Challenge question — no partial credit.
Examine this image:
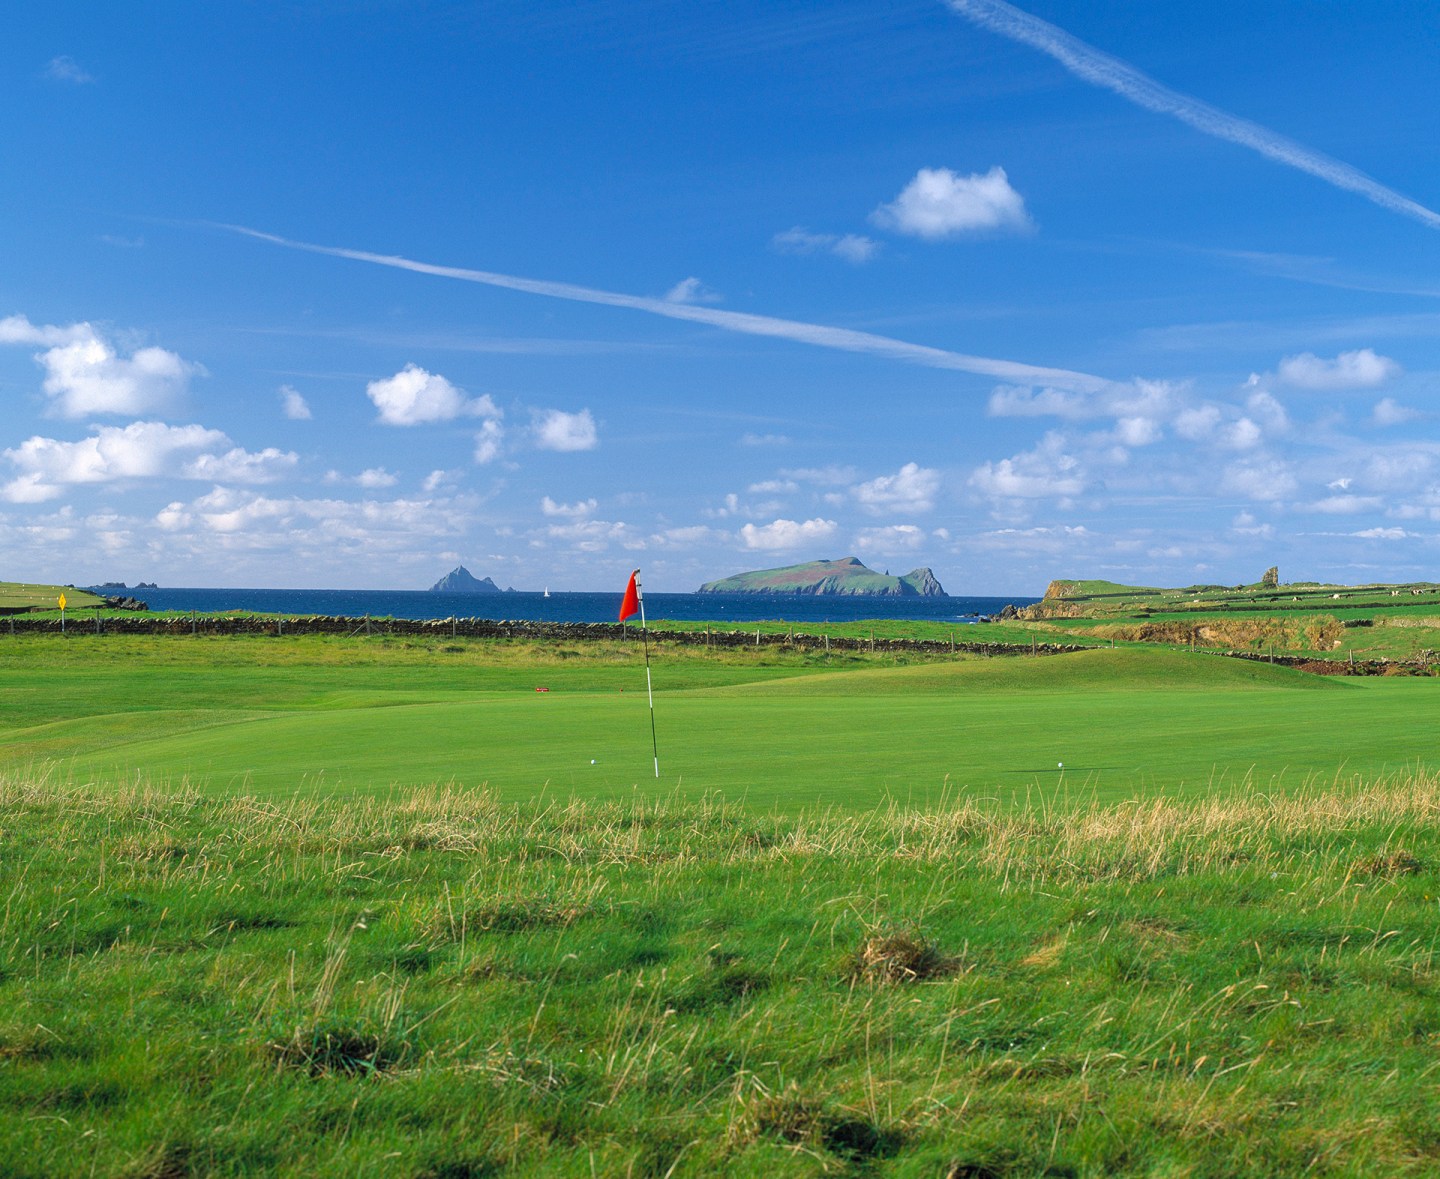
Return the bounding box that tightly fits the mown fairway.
[1,633,1435,808]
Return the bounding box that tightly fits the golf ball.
[1058,762,1064,769]
[590,759,596,764]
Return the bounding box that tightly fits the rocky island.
[428,566,510,593]
[698,556,946,597]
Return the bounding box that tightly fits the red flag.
[619,569,641,622]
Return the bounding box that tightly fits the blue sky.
[3,1,1438,593]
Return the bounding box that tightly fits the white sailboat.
[543,587,550,598]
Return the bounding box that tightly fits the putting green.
[23,649,1433,810]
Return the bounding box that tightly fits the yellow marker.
[57,593,67,612]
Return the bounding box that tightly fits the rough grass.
[3,770,1440,1175]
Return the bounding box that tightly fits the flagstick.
[638,581,659,778]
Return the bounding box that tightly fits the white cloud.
[533,409,597,452]
[740,432,791,447]
[354,468,398,489]
[1245,390,1289,433]
[1219,460,1297,502]
[1174,405,1222,441]
[540,518,641,553]
[366,363,500,425]
[987,378,1182,424]
[770,227,880,263]
[706,492,742,519]
[872,166,1031,239]
[171,486,471,546]
[663,277,721,305]
[45,55,94,84]
[747,479,798,495]
[0,315,89,346]
[1363,451,1435,490]
[1231,510,1275,539]
[1221,417,1262,450]
[3,422,227,501]
[969,434,1085,499]
[854,524,925,555]
[540,496,598,518]
[0,315,201,418]
[1353,527,1413,540]
[1115,416,1161,446]
[422,469,458,493]
[280,385,312,420]
[853,462,941,514]
[1373,397,1420,426]
[181,447,298,484]
[740,517,838,551]
[988,385,1091,419]
[1277,348,1400,390]
[474,419,505,464]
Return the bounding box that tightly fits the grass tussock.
[850,929,958,983]
[3,768,1440,1174]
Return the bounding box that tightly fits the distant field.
[0,580,102,611]
[2,634,1435,810]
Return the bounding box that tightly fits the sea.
[108,587,1038,625]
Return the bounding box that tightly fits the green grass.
[3,773,1439,1176]
[2,634,1437,810]
[0,579,103,611]
[6,630,1440,1174]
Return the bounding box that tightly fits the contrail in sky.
[218,223,1110,393]
[946,0,1440,232]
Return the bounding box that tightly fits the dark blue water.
[108,587,1036,624]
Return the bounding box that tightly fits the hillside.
[1029,573,1440,620]
[0,580,104,613]
[698,556,946,596]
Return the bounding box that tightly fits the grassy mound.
[3,772,1439,1176]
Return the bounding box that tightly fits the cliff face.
[698,557,947,597]
[901,567,945,596]
[428,566,502,593]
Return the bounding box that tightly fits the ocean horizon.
[95,586,1038,625]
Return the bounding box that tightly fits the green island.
[698,556,946,597]
[3,574,1440,1176]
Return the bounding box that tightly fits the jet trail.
[218,223,1110,393]
[946,0,1440,232]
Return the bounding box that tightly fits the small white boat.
[543,587,551,598]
